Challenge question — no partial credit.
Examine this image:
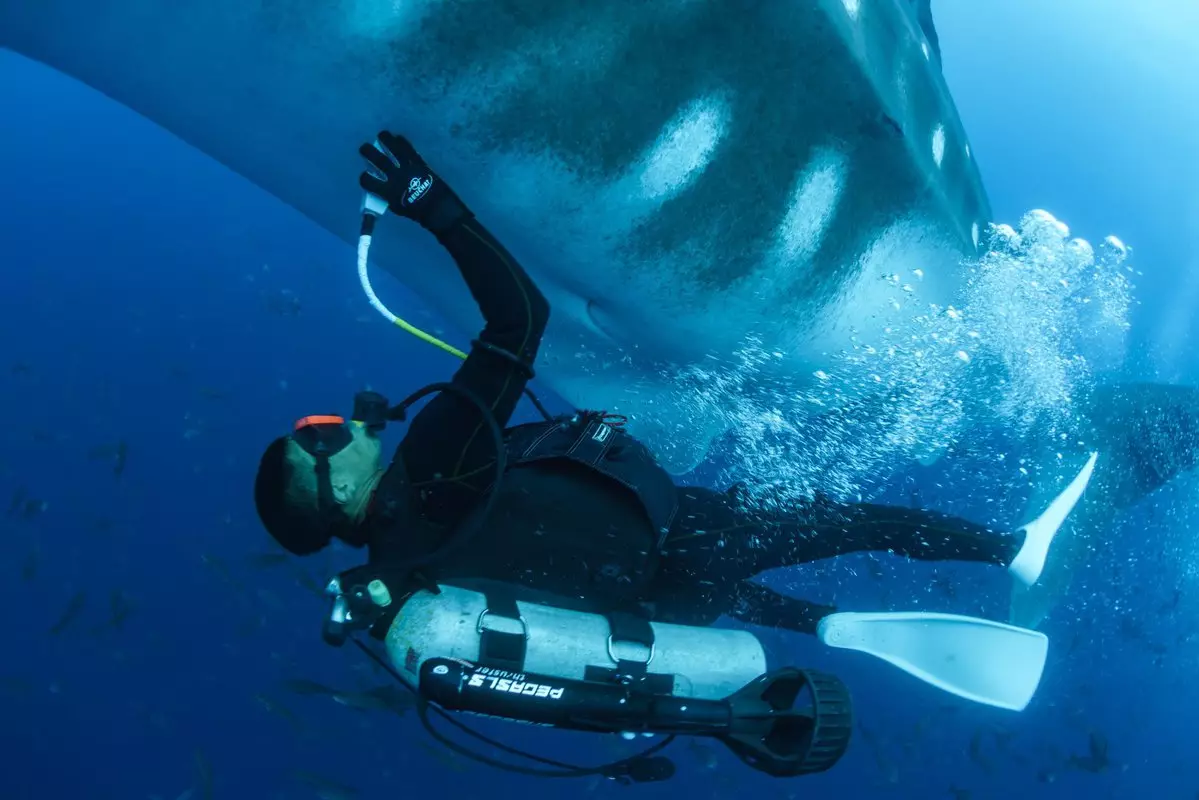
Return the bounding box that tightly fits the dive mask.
[290,391,391,521]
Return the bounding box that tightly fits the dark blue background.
[3,4,1198,796]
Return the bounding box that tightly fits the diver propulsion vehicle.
[325,580,853,780]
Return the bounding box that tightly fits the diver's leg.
[665,485,1021,576]
[655,488,839,633]
[791,498,1022,566]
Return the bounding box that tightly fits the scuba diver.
[253,131,1096,782]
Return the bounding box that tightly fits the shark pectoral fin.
[1008,451,1099,587]
[817,611,1048,711]
[1088,382,1199,509]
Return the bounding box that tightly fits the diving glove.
[358,131,472,237]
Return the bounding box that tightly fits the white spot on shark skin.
[842,0,861,21]
[972,222,980,250]
[965,142,972,159]
[810,216,960,348]
[931,124,946,168]
[921,41,931,60]
[637,96,729,201]
[776,150,847,264]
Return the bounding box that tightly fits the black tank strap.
[583,611,672,693]
[476,591,529,673]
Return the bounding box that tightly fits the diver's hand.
[358,131,472,236]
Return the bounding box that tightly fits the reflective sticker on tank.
[467,672,565,700]
[404,647,420,674]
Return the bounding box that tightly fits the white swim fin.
[817,611,1048,711]
[1008,451,1099,587]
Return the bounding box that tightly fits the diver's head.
[254,406,387,555]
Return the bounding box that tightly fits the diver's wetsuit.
[393,214,549,511]
[374,213,1021,637]
[648,486,1018,633]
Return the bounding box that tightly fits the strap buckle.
[607,635,655,669]
[476,607,529,638]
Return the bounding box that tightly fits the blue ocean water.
[2,3,1198,799]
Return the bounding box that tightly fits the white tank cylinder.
[384,584,767,700]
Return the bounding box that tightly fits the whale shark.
[1,0,989,473]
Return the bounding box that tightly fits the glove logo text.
[403,175,433,206]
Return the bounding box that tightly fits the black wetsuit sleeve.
[397,217,550,527]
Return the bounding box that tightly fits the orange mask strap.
[294,414,346,430]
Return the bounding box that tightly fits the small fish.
[245,552,290,569]
[11,362,34,376]
[330,684,415,716]
[152,786,197,800]
[50,591,87,635]
[254,693,305,733]
[968,729,993,774]
[949,786,971,800]
[87,440,129,476]
[8,488,48,519]
[255,588,284,609]
[856,722,898,784]
[0,676,34,695]
[193,750,213,800]
[294,571,327,598]
[7,488,23,516]
[292,770,359,800]
[200,553,245,592]
[265,289,302,317]
[415,741,470,773]
[113,440,128,476]
[20,550,37,581]
[280,678,337,697]
[108,590,134,630]
[19,498,48,519]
